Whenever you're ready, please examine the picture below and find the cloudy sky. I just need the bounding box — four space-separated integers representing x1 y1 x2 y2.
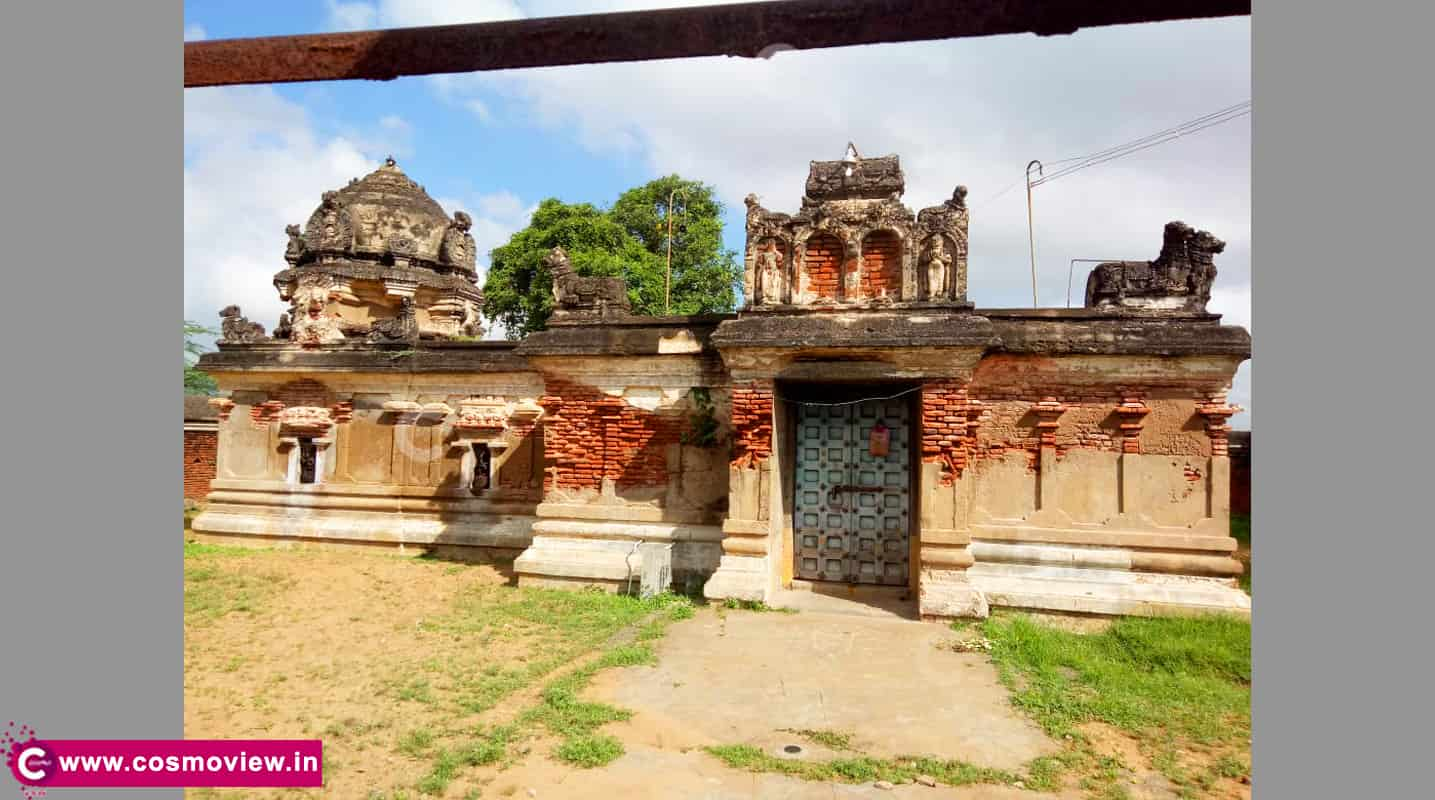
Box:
183 0 1251 426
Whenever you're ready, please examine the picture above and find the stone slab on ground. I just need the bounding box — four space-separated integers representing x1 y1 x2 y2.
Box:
589 608 1059 771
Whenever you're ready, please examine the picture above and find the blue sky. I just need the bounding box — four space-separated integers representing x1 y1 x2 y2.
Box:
183 1 1251 425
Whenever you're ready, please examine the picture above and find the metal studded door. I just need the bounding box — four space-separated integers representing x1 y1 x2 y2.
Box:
793 397 911 585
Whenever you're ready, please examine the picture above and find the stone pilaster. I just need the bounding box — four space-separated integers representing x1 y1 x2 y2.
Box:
1114 393 1150 514
1198 391 1241 519
916 381 988 619
704 380 775 602
1032 397 1068 511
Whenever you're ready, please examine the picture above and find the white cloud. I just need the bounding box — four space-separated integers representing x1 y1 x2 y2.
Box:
325 0 522 30
286 2 1254 406
324 1 378 31
183 23 207 41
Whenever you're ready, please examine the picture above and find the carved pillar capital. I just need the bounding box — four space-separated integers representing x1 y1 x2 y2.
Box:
1114 393 1152 454
207 397 235 422
1198 392 1241 457
1032 397 1068 449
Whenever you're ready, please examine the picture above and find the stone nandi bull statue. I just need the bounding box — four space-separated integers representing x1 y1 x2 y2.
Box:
1085 221 1224 313
545 246 631 321
217 305 266 343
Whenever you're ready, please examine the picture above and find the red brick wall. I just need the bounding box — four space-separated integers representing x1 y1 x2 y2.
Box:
731 383 774 468
802 233 844 300
860 231 902 299
538 377 686 491
184 428 218 500
275 379 333 408
920 381 972 484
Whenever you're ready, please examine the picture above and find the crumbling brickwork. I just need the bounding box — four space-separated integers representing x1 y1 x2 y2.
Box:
859 231 902 298
275 378 333 408
920 381 979 484
184 429 218 499
730 383 773 468
802 233 844 300
538 377 686 490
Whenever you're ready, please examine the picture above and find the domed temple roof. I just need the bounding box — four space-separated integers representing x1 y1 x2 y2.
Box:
267 158 485 345
282 157 477 279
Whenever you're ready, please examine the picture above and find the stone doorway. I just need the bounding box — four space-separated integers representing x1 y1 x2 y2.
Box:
791 389 913 587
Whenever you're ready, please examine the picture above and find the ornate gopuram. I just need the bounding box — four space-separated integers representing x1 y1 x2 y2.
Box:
194 152 1251 619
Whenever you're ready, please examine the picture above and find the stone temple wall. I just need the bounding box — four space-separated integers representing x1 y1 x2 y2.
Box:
191 156 1249 619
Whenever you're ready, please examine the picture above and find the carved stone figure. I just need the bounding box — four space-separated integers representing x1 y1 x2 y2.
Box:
1085 221 1225 312
284 224 306 265
920 235 951 300
272 312 293 340
288 275 345 345
442 211 477 271
367 297 420 342
756 240 785 305
304 190 353 254
218 306 266 343
947 185 968 210
460 301 484 338
546 247 631 319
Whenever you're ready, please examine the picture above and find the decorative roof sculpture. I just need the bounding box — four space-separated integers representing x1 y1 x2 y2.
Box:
742 148 969 310
266 157 484 343
1085 221 1224 312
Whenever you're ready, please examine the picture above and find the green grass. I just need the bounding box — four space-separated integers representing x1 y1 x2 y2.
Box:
188 540 699 794
414 594 694 783
416 748 460 796
183 543 289 621
704 744 1021 787
554 734 625 768
397 728 436 758
1231 513 1251 593
780 728 856 751
1229 514 1250 548
984 612 1251 796
983 613 1250 743
721 598 796 613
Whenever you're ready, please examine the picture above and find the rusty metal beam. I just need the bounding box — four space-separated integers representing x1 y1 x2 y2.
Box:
185 0 1251 88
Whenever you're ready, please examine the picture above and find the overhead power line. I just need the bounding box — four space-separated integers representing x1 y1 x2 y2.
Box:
975 99 1251 206
1031 101 1251 187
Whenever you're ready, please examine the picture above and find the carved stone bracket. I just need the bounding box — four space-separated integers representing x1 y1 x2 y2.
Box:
208 397 235 422
1033 397 1068 449
251 400 286 427
277 406 335 438
382 400 423 425
1115 394 1152 454
1197 392 1241 457
455 396 508 436
330 400 354 424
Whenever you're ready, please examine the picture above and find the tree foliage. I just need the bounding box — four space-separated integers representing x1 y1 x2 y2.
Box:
185 320 218 396
482 175 740 338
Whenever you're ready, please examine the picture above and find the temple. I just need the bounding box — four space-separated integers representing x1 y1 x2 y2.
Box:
193 153 1250 618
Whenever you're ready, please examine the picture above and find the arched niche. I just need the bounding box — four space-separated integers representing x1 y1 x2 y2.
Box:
801 231 845 302
859 229 903 300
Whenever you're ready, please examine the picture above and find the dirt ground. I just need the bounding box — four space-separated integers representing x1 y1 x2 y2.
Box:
184 542 1248 799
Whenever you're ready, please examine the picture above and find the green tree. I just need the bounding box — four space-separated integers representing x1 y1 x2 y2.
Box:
610 175 739 316
185 320 218 396
482 176 741 338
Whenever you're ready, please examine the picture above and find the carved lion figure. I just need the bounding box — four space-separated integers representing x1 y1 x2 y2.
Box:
288 276 345 345
545 246 631 318
218 305 266 343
